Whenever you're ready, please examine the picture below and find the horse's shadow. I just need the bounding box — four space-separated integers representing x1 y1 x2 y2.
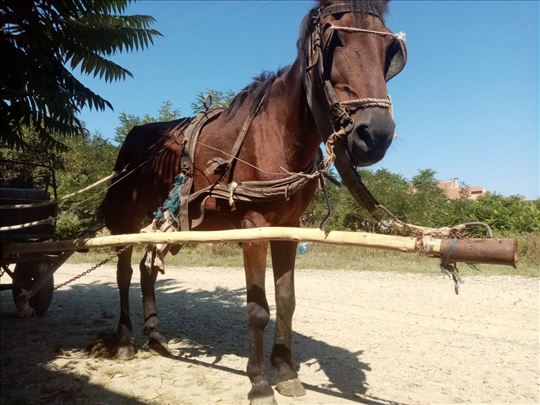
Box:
151 277 390 404
0 276 402 405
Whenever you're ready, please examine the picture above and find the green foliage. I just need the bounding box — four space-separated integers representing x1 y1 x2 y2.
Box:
0 126 63 169
157 100 182 121
515 233 540 266
190 89 236 114
467 194 540 234
1 0 161 150
55 211 83 239
54 132 118 237
0 126 64 193
302 180 353 231
1 126 118 238
356 169 411 232
406 169 447 226
113 100 181 144
304 167 540 237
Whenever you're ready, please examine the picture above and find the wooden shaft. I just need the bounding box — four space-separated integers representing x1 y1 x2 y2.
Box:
0 217 55 232
3 227 419 255
0 200 57 209
1 227 517 267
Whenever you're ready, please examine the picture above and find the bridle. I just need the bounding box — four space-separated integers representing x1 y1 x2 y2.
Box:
303 3 407 213
304 3 406 142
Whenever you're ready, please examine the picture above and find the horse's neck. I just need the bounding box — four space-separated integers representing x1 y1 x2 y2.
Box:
256 60 320 174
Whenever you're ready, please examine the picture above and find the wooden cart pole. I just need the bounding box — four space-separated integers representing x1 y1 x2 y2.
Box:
1 227 517 267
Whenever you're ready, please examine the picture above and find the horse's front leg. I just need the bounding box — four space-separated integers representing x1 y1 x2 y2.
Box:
116 245 136 359
241 213 276 405
139 250 170 356
270 240 306 397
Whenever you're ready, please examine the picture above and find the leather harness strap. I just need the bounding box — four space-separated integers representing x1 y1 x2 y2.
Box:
167 2 404 230
179 108 223 231
220 92 268 183
175 105 319 230
303 3 401 215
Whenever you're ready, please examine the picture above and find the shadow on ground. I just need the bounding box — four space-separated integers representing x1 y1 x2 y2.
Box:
0 276 402 405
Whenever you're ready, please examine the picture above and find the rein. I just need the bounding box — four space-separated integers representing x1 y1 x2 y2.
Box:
304 4 405 215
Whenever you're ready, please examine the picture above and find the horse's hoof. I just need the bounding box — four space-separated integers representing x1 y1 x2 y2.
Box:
249 383 277 405
117 345 136 360
145 338 172 357
17 305 35 319
276 378 306 397
249 394 278 405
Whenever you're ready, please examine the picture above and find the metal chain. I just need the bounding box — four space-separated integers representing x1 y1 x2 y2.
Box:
54 246 129 290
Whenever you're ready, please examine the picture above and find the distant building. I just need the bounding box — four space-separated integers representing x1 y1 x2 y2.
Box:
438 178 487 200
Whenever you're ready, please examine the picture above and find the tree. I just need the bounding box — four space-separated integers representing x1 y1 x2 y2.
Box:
190 89 236 114
0 0 161 150
0 125 118 237
113 100 181 144
302 181 343 230
406 169 447 227
363 168 409 214
157 100 181 121
468 193 540 234
0 126 64 190
55 131 118 237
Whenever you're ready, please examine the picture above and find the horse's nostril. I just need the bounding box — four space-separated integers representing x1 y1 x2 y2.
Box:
347 108 396 166
355 125 375 148
350 137 369 153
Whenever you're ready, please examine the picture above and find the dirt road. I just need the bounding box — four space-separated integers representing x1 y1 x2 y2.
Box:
1 264 538 404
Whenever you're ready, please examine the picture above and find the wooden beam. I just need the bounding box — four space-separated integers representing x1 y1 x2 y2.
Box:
0 227 517 267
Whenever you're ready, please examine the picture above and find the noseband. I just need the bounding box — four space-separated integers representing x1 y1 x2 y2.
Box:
303 3 407 213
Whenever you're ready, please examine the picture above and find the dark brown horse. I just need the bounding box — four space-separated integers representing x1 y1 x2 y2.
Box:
99 0 405 403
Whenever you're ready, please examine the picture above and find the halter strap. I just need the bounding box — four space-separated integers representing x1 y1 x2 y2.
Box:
304 4 402 214
328 24 406 41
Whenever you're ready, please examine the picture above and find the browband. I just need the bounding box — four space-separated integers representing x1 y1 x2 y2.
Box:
320 3 381 20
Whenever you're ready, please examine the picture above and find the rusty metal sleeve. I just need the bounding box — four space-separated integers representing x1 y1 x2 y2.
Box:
437 238 517 268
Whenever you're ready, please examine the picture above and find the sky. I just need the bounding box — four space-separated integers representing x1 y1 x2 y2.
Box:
76 0 539 200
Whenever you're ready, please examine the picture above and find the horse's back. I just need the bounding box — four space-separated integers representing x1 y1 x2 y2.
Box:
99 118 190 232
113 119 188 170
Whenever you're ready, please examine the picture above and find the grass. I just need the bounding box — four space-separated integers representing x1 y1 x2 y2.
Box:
67 233 539 278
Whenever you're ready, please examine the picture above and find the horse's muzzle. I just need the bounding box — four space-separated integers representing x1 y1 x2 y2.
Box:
347 107 395 167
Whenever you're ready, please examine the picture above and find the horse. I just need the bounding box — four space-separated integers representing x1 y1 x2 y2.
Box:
98 0 406 403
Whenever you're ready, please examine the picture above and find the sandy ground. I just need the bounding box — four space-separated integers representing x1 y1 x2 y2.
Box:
1 263 538 405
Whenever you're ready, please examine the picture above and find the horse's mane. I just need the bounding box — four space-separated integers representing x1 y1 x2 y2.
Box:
226 0 389 120
226 68 288 119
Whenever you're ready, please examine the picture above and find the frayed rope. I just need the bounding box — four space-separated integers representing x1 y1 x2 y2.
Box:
154 174 185 221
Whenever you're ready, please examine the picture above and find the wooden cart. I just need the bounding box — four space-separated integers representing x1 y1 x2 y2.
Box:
0 160 71 316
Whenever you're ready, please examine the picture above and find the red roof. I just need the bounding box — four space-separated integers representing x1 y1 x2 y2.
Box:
437 179 486 200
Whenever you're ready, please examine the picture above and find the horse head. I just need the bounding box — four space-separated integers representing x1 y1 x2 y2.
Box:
303 0 406 167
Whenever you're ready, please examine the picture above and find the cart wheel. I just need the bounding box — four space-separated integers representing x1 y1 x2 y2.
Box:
12 262 54 316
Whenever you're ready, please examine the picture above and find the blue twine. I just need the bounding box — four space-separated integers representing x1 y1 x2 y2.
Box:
297 242 311 255
154 174 185 221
